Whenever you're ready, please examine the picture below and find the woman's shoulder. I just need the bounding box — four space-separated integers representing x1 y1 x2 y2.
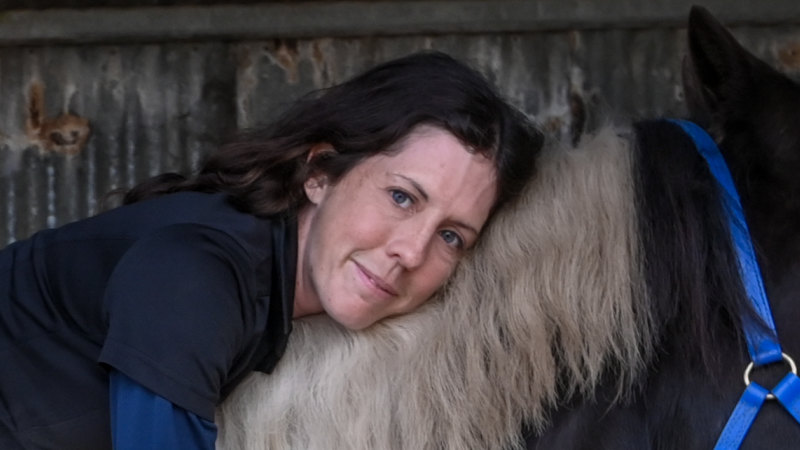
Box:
59 191 275 259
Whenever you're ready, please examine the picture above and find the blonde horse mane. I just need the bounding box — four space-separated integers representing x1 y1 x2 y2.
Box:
216 126 653 449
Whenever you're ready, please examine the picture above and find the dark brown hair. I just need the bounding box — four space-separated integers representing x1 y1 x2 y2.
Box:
123 51 543 217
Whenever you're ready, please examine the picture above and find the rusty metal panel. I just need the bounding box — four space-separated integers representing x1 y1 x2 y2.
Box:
236 24 800 146
233 30 691 145
0 43 236 243
1 5 799 244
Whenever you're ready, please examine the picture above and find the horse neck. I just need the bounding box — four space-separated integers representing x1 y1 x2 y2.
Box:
739 190 800 280
633 119 751 373
720 69 800 282
729 151 800 369
722 127 800 285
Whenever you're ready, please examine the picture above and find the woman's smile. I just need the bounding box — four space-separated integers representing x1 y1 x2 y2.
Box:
352 260 399 300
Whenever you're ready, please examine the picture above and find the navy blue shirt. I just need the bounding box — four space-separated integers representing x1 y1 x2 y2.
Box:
0 192 295 449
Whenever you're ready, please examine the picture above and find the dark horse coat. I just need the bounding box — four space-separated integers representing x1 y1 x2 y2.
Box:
525 6 800 450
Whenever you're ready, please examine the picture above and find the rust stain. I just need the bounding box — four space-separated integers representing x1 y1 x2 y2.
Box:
25 81 91 156
542 116 565 136
235 45 258 94
265 39 301 84
311 40 325 67
234 45 254 72
777 42 800 70
568 30 582 52
310 39 334 88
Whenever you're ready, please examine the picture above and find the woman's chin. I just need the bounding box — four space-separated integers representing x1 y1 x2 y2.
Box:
325 305 379 331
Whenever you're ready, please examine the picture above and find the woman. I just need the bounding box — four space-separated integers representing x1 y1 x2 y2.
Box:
0 51 542 449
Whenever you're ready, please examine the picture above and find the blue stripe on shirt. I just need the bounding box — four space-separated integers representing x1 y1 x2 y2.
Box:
109 370 217 449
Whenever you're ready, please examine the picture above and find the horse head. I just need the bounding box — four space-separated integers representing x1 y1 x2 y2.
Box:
683 5 800 280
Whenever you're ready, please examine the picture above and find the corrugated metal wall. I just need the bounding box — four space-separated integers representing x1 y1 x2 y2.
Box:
1 1 799 244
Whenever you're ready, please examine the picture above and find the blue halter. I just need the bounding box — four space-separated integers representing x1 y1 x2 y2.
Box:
668 119 800 448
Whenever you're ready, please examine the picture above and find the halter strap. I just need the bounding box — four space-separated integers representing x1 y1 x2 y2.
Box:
669 119 780 364
667 119 800 449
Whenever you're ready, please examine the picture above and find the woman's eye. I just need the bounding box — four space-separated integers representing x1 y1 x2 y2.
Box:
439 230 464 249
390 189 413 208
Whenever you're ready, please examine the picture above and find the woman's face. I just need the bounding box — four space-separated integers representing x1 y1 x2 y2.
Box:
295 125 498 330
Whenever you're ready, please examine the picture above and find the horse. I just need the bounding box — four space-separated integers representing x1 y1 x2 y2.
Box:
523 6 800 449
214 6 800 449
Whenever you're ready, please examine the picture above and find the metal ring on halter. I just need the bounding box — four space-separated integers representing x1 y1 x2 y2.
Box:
743 352 797 400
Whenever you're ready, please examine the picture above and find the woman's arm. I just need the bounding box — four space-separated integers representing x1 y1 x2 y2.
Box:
109 370 217 449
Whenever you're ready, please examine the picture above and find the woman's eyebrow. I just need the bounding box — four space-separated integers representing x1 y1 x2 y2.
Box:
393 173 480 236
392 172 480 236
451 220 479 237
394 174 429 201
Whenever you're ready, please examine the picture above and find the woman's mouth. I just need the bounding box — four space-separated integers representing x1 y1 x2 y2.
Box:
353 261 398 297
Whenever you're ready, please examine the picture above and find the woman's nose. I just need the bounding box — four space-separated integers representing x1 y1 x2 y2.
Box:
385 223 432 269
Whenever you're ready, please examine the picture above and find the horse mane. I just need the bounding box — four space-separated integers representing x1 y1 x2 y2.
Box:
216 121 752 449
632 119 750 375
216 126 646 449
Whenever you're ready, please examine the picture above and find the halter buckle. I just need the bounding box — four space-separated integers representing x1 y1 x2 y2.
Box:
743 352 797 400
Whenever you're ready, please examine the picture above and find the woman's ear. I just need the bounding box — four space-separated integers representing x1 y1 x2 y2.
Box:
304 174 328 205
304 143 335 205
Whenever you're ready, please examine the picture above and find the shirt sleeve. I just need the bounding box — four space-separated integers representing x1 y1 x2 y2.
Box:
98 223 253 420
109 369 217 450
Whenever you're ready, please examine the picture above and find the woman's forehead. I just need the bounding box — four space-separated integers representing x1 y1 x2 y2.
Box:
356 127 497 224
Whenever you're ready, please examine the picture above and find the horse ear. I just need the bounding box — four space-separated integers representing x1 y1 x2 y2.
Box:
683 6 752 128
